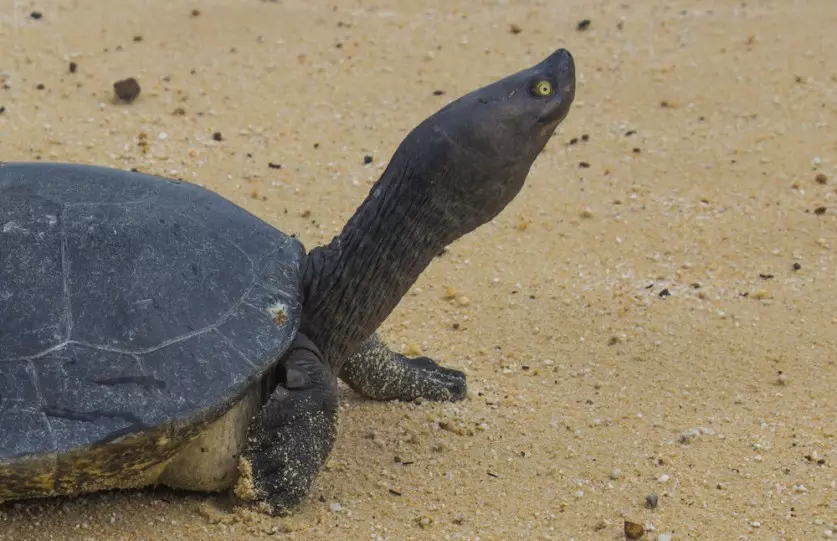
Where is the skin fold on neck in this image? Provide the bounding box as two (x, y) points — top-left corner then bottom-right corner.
(299, 139), (453, 371)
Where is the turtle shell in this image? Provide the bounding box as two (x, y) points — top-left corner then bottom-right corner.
(0, 162), (302, 499)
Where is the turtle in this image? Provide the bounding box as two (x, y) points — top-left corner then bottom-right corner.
(0, 48), (575, 514)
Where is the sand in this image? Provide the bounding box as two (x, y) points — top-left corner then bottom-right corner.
(1, 0), (835, 539)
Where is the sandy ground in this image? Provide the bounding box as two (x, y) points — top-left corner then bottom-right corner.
(1, 0), (836, 539)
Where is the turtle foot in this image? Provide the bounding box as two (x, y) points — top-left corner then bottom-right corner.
(340, 333), (467, 402)
(236, 334), (338, 516)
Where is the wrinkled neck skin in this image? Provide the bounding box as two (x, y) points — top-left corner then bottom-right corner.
(300, 124), (532, 372)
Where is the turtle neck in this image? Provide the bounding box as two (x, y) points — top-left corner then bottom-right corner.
(299, 136), (454, 372)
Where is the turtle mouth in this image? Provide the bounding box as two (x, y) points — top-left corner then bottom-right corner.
(537, 92), (573, 126)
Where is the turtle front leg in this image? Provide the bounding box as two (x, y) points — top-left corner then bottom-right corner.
(236, 334), (338, 515)
(339, 333), (467, 402)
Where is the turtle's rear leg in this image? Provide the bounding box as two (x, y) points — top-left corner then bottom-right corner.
(339, 333), (467, 402)
(236, 333), (338, 515)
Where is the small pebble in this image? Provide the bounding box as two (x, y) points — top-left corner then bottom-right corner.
(646, 493), (659, 509)
(815, 173), (828, 184)
(30, 11), (42, 20)
(657, 534), (673, 541)
(824, 529), (833, 538)
(576, 19), (591, 31)
(509, 23), (522, 34)
(657, 474), (670, 483)
(213, 131), (223, 142)
(624, 520), (644, 539)
(363, 155), (373, 165)
(610, 468), (622, 480)
(69, 61), (77, 73)
(113, 77), (141, 103)
(329, 502), (342, 512)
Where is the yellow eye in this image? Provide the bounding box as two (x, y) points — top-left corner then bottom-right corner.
(533, 80), (552, 97)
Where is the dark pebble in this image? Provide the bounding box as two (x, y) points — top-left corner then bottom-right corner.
(433, 89), (445, 96)
(363, 155), (373, 165)
(813, 206), (827, 215)
(815, 173), (828, 184)
(133, 35), (143, 43)
(576, 19), (591, 31)
(0, 106), (5, 114)
(625, 129), (637, 136)
(68, 61), (77, 73)
(35, 83), (45, 90)
(30, 11), (42, 20)
(509, 23), (522, 34)
(212, 131), (223, 141)
(268, 162), (283, 169)
(568, 137), (579, 145)
(646, 493), (659, 508)
(191, 9), (200, 16)
(113, 77), (141, 102)
(632, 147), (641, 153)
(578, 161), (590, 168)
(659, 288), (671, 298)
(581, 133), (589, 141)
(792, 262), (802, 271)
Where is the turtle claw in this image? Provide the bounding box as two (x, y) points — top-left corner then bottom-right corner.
(396, 354), (467, 402)
(236, 334), (338, 515)
(340, 333), (468, 403)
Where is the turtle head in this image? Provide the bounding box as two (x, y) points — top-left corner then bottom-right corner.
(301, 49), (576, 369)
(406, 48), (576, 238)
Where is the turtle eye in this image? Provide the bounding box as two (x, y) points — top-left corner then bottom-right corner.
(532, 80), (553, 97)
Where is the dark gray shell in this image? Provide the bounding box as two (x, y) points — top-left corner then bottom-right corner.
(0, 162), (302, 462)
